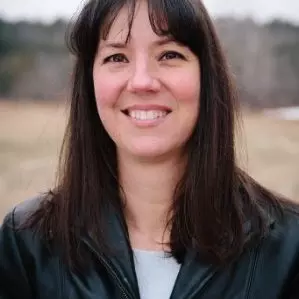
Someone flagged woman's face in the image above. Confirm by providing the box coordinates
[93,1,200,161]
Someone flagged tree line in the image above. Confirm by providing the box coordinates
[1,17,299,108]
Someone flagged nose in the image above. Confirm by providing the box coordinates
[127,59,161,93]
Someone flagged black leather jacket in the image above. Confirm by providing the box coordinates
[0,198,299,299]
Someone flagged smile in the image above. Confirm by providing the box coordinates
[127,110,169,120]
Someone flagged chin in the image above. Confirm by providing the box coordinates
[124,143,181,161]
[130,148,168,159]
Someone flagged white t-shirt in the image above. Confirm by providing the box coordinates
[133,249,181,299]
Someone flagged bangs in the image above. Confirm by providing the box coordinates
[100,0,204,54]
[68,0,205,61]
[148,0,203,53]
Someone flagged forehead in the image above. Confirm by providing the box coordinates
[101,1,164,43]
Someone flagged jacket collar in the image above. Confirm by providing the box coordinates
[171,214,276,299]
[81,204,276,299]
[81,204,140,299]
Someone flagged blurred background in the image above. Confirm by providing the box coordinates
[0,0,298,220]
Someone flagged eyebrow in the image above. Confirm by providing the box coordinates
[100,37,180,50]
[100,42,127,50]
[154,37,177,46]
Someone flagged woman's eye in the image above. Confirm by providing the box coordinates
[103,54,128,63]
[160,51,185,61]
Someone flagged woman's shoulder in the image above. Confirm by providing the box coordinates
[276,202,299,232]
[3,196,45,227]
[0,196,62,298]
[0,195,51,252]
[265,199,299,249]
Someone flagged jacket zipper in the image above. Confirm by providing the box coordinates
[245,244,261,299]
[97,253,131,299]
[58,259,66,299]
[82,238,133,299]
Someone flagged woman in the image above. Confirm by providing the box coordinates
[0,0,299,298]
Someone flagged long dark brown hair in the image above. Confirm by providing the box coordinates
[25,0,297,269]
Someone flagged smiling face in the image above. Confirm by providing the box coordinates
[93,0,200,162]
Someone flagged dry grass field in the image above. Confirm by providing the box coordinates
[0,101,298,220]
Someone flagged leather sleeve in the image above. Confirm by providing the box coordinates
[0,209,33,299]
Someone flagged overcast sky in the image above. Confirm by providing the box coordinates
[1,0,299,24]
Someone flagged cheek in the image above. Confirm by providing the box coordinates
[169,69,201,107]
[94,80,116,108]
[93,71,125,108]
[93,73,122,135]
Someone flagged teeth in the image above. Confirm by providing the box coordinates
[128,110,168,120]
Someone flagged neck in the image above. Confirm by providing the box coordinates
[118,152,185,250]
